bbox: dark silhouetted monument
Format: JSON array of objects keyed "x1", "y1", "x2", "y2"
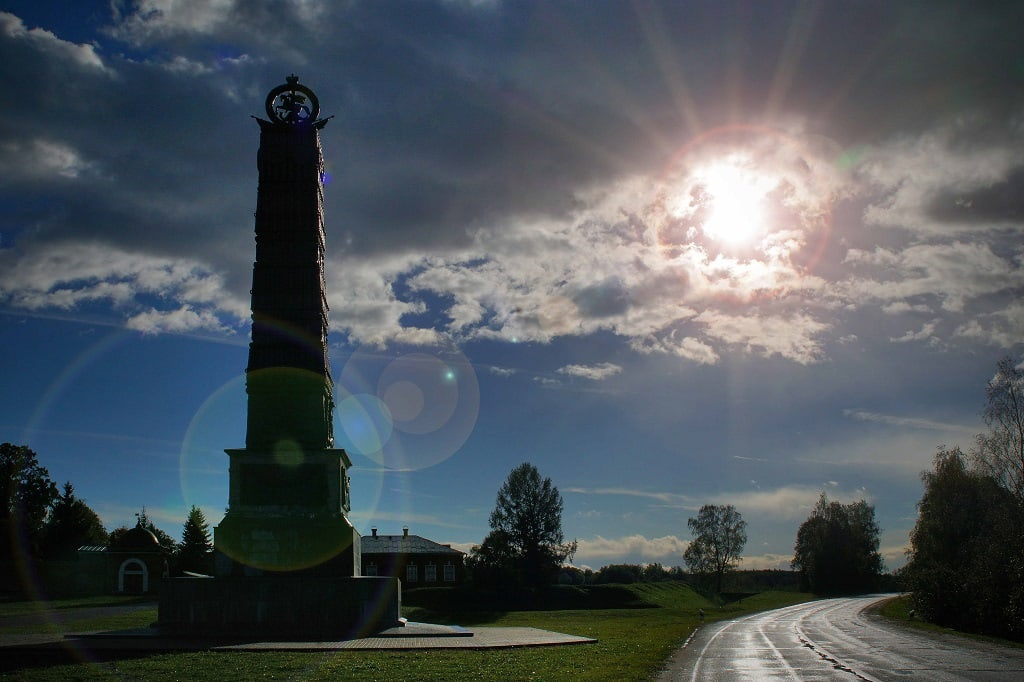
[{"x1": 159, "y1": 76, "x2": 401, "y2": 637}]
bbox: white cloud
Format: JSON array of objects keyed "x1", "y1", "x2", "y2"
[
  {"x1": 391, "y1": 129, "x2": 843, "y2": 361},
  {"x1": 125, "y1": 305, "x2": 231, "y2": 335},
  {"x1": 0, "y1": 11, "x2": 109, "y2": 72},
  {"x1": 738, "y1": 553, "x2": 794, "y2": 570},
  {"x1": 842, "y1": 242, "x2": 1024, "y2": 313},
  {"x1": 0, "y1": 241, "x2": 246, "y2": 330},
  {"x1": 858, "y1": 116, "x2": 1023, "y2": 235},
  {"x1": 695, "y1": 309, "x2": 830, "y2": 364},
  {"x1": 890, "y1": 320, "x2": 940, "y2": 344},
  {"x1": 843, "y1": 409, "x2": 973, "y2": 433},
  {"x1": 0, "y1": 138, "x2": 95, "y2": 182},
  {"x1": 575, "y1": 534, "x2": 689, "y2": 563},
  {"x1": 108, "y1": 0, "x2": 237, "y2": 42},
  {"x1": 705, "y1": 484, "x2": 874, "y2": 521},
  {"x1": 564, "y1": 487, "x2": 692, "y2": 508},
  {"x1": 557, "y1": 362, "x2": 622, "y2": 381},
  {"x1": 954, "y1": 302, "x2": 1024, "y2": 347}
]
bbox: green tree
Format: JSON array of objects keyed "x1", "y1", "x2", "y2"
[
  {"x1": 41, "y1": 482, "x2": 107, "y2": 559},
  {"x1": 177, "y1": 505, "x2": 213, "y2": 574},
  {"x1": 683, "y1": 504, "x2": 747, "y2": 593},
  {"x1": 475, "y1": 462, "x2": 576, "y2": 589},
  {"x1": 905, "y1": 446, "x2": 1022, "y2": 639},
  {"x1": 791, "y1": 492, "x2": 882, "y2": 594},
  {"x1": 594, "y1": 563, "x2": 644, "y2": 584},
  {"x1": 973, "y1": 356, "x2": 1024, "y2": 501},
  {"x1": 466, "y1": 529, "x2": 516, "y2": 587},
  {"x1": 0, "y1": 443, "x2": 58, "y2": 560}
]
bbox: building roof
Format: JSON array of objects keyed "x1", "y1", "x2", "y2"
[
  {"x1": 360, "y1": 532, "x2": 464, "y2": 557},
  {"x1": 112, "y1": 523, "x2": 162, "y2": 551}
]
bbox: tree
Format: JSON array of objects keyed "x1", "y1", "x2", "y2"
[
  {"x1": 791, "y1": 492, "x2": 882, "y2": 594},
  {"x1": 473, "y1": 462, "x2": 576, "y2": 589},
  {"x1": 683, "y1": 504, "x2": 747, "y2": 593},
  {"x1": 41, "y1": 482, "x2": 107, "y2": 559},
  {"x1": 466, "y1": 529, "x2": 516, "y2": 587},
  {"x1": 973, "y1": 356, "x2": 1024, "y2": 502},
  {"x1": 0, "y1": 443, "x2": 58, "y2": 560},
  {"x1": 177, "y1": 505, "x2": 213, "y2": 574},
  {"x1": 594, "y1": 563, "x2": 644, "y2": 584},
  {"x1": 905, "y1": 446, "x2": 1023, "y2": 639}
]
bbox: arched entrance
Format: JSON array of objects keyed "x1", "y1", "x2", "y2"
[{"x1": 118, "y1": 558, "x2": 148, "y2": 594}]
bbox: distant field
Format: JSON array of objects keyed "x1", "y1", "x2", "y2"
[{"x1": 0, "y1": 585, "x2": 814, "y2": 681}]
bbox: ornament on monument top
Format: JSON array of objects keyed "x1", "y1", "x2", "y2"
[{"x1": 265, "y1": 74, "x2": 321, "y2": 126}]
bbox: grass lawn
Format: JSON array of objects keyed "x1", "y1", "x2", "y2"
[{"x1": 0, "y1": 585, "x2": 813, "y2": 681}]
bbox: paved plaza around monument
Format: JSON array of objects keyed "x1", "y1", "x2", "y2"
[{"x1": 2, "y1": 622, "x2": 595, "y2": 654}]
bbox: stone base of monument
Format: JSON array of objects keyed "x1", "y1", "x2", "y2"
[
  {"x1": 157, "y1": 575, "x2": 402, "y2": 639},
  {"x1": 212, "y1": 511, "x2": 361, "y2": 576}
]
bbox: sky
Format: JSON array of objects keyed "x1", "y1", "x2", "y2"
[{"x1": 1, "y1": 0, "x2": 1022, "y2": 573}]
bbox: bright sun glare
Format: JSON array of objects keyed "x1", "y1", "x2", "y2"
[{"x1": 698, "y1": 160, "x2": 776, "y2": 246}]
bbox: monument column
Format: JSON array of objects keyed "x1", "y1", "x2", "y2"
[
  {"x1": 214, "y1": 75, "x2": 358, "y2": 576},
  {"x1": 159, "y1": 77, "x2": 400, "y2": 638}
]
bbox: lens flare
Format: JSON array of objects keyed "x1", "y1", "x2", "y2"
[{"x1": 337, "y1": 346, "x2": 480, "y2": 471}]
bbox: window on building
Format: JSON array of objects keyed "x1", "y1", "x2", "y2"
[
  {"x1": 366, "y1": 562, "x2": 377, "y2": 576},
  {"x1": 425, "y1": 563, "x2": 437, "y2": 582},
  {"x1": 406, "y1": 564, "x2": 418, "y2": 583},
  {"x1": 444, "y1": 562, "x2": 456, "y2": 582}
]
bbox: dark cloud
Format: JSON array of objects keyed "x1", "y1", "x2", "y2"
[
  {"x1": 929, "y1": 166, "x2": 1024, "y2": 225},
  {"x1": 2, "y1": 1, "x2": 1023, "y2": 348}
]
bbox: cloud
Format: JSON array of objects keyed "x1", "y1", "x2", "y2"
[
  {"x1": 0, "y1": 1, "x2": 1021, "y2": 372},
  {"x1": 0, "y1": 11, "x2": 109, "y2": 72},
  {"x1": 695, "y1": 309, "x2": 830, "y2": 364},
  {"x1": 575, "y1": 534, "x2": 689, "y2": 563},
  {"x1": 0, "y1": 138, "x2": 95, "y2": 183},
  {"x1": 0, "y1": 241, "x2": 247, "y2": 330},
  {"x1": 843, "y1": 409, "x2": 974, "y2": 433},
  {"x1": 125, "y1": 306, "x2": 232, "y2": 335},
  {"x1": 858, "y1": 116, "x2": 1024, "y2": 236},
  {"x1": 564, "y1": 487, "x2": 692, "y2": 508},
  {"x1": 557, "y1": 362, "x2": 623, "y2": 381},
  {"x1": 706, "y1": 485, "x2": 871, "y2": 521},
  {"x1": 842, "y1": 242, "x2": 1024, "y2": 313},
  {"x1": 737, "y1": 553, "x2": 794, "y2": 571}
]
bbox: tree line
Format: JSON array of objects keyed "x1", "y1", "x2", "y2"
[
  {"x1": 1, "y1": 442, "x2": 215, "y2": 592},
  {"x1": 466, "y1": 461, "x2": 883, "y2": 598},
  {"x1": 9, "y1": 356, "x2": 1018, "y2": 637}
]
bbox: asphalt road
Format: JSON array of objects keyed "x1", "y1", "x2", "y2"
[{"x1": 656, "y1": 595, "x2": 1024, "y2": 681}]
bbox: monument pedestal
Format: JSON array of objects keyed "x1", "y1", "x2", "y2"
[
  {"x1": 158, "y1": 575, "x2": 402, "y2": 638},
  {"x1": 214, "y1": 509, "x2": 360, "y2": 576}
]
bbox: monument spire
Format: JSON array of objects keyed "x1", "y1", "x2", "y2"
[
  {"x1": 215, "y1": 75, "x2": 356, "y2": 574},
  {"x1": 159, "y1": 77, "x2": 401, "y2": 638}
]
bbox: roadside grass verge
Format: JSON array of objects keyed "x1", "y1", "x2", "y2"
[
  {"x1": 0, "y1": 585, "x2": 813, "y2": 681},
  {"x1": 877, "y1": 594, "x2": 1024, "y2": 650}
]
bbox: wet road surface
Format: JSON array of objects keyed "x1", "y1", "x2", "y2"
[{"x1": 657, "y1": 595, "x2": 1024, "y2": 680}]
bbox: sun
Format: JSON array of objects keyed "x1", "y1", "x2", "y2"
[{"x1": 697, "y1": 158, "x2": 776, "y2": 246}]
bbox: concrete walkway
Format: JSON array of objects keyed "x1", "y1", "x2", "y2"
[
  {"x1": 1, "y1": 622, "x2": 596, "y2": 653},
  {"x1": 72, "y1": 622, "x2": 596, "y2": 651}
]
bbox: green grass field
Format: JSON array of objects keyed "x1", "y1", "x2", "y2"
[{"x1": 0, "y1": 585, "x2": 813, "y2": 681}]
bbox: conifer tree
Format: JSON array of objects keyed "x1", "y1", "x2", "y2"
[
  {"x1": 178, "y1": 505, "x2": 213, "y2": 574},
  {"x1": 42, "y1": 482, "x2": 107, "y2": 559}
]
